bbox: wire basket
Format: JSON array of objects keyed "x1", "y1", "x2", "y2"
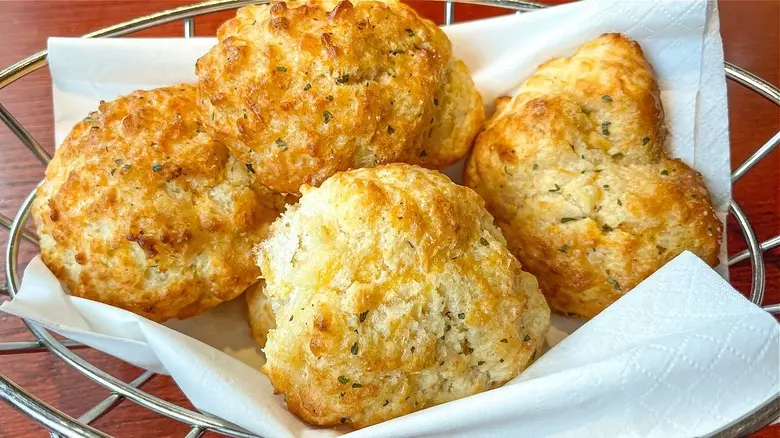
[{"x1": 0, "y1": 1, "x2": 777, "y2": 437}]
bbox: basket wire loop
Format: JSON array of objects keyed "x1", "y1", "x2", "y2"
[{"x1": 0, "y1": 1, "x2": 778, "y2": 437}]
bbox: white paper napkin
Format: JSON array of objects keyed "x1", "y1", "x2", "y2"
[{"x1": 2, "y1": 1, "x2": 767, "y2": 437}]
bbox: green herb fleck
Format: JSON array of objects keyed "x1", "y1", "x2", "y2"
[
  {"x1": 500, "y1": 338, "x2": 508, "y2": 343},
  {"x1": 323, "y1": 111, "x2": 333, "y2": 124},
  {"x1": 110, "y1": 168, "x2": 116, "y2": 176},
  {"x1": 559, "y1": 244, "x2": 569, "y2": 253},
  {"x1": 351, "y1": 342, "x2": 359, "y2": 355},
  {"x1": 152, "y1": 164, "x2": 163, "y2": 172},
  {"x1": 336, "y1": 74, "x2": 350, "y2": 84},
  {"x1": 478, "y1": 361, "x2": 485, "y2": 365},
  {"x1": 661, "y1": 169, "x2": 669, "y2": 176},
  {"x1": 560, "y1": 217, "x2": 581, "y2": 224},
  {"x1": 383, "y1": 400, "x2": 390, "y2": 406},
  {"x1": 642, "y1": 136, "x2": 650, "y2": 145},
  {"x1": 439, "y1": 361, "x2": 445, "y2": 366},
  {"x1": 479, "y1": 237, "x2": 489, "y2": 246},
  {"x1": 275, "y1": 138, "x2": 287, "y2": 151},
  {"x1": 83, "y1": 116, "x2": 94, "y2": 123},
  {"x1": 504, "y1": 165, "x2": 513, "y2": 176},
  {"x1": 326, "y1": 95, "x2": 334, "y2": 101},
  {"x1": 352, "y1": 383, "x2": 363, "y2": 388},
  {"x1": 410, "y1": 346, "x2": 415, "y2": 353},
  {"x1": 418, "y1": 149, "x2": 428, "y2": 157},
  {"x1": 603, "y1": 184, "x2": 610, "y2": 190},
  {"x1": 601, "y1": 224, "x2": 613, "y2": 232},
  {"x1": 549, "y1": 184, "x2": 561, "y2": 192},
  {"x1": 340, "y1": 418, "x2": 346, "y2": 424},
  {"x1": 532, "y1": 163, "x2": 539, "y2": 171},
  {"x1": 523, "y1": 335, "x2": 531, "y2": 342},
  {"x1": 433, "y1": 98, "x2": 439, "y2": 106},
  {"x1": 499, "y1": 358, "x2": 504, "y2": 363},
  {"x1": 276, "y1": 66, "x2": 287, "y2": 72},
  {"x1": 617, "y1": 199, "x2": 622, "y2": 206},
  {"x1": 246, "y1": 163, "x2": 255, "y2": 174},
  {"x1": 387, "y1": 125, "x2": 395, "y2": 134},
  {"x1": 338, "y1": 375, "x2": 349, "y2": 384},
  {"x1": 445, "y1": 324, "x2": 451, "y2": 332},
  {"x1": 407, "y1": 240, "x2": 414, "y2": 248},
  {"x1": 458, "y1": 312, "x2": 466, "y2": 320},
  {"x1": 211, "y1": 112, "x2": 215, "y2": 121},
  {"x1": 602, "y1": 121, "x2": 611, "y2": 136},
  {"x1": 289, "y1": 315, "x2": 293, "y2": 322},
  {"x1": 114, "y1": 158, "x2": 123, "y2": 165},
  {"x1": 123, "y1": 164, "x2": 131, "y2": 170},
  {"x1": 656, "y1": 245, "x2": 667, "y2": 254},
  {"x1": 405, "y1": 28, "x2": 414, "y2": 37},
  {"x1": 304, "y1": 83, "x2": 311, "y2": 91},
  {"x1": 467, "y1": 347, "x2": 474, "y2": 354},
  {"x1": 601, "y1": 95, "x2": 613, "y2": 103},
  {"x1": 607, "y1": 277, "x2": 622, "y2": 291},
  {"x1": 359, "y1": 311, "x2": 368, "y2": 322},
  {"x1": 611, "y1": 152, "x2": 624, "y2": 160}
]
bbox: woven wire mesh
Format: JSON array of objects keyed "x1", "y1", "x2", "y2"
[{"x1": 0, "y1": 1, "x2": 778, "y2": 437}]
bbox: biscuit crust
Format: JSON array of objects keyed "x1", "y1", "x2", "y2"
[
  {"x1": 32, "y1": 85, "x2": 290, "y2": 321},
  {"x1": 465, "y1": 34, "x2": 721, "y2": 319},
  {"x1": 256, "y1": 164, "x2": 549, "y2": 428},
  {"x1": 196, "y1": 0, "x2": 483, "y2": 194}
]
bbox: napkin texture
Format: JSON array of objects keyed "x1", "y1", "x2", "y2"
[{"x1": 2, "y1": 1, "x2": 763, "y2": 437}]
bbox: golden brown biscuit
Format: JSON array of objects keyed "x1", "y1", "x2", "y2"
[
  {"x1": 196, "y1": 0, "x2": 483, "y2": 194},
  {"x1": 464, "y1": 34, "x2": 721, "y2": 319},
  {"x1": 257, "y1": 164, "x2": 550, "y2": 428},
  {"x1": 32, "y1": 85, "x2": 291, "y2": 322}
]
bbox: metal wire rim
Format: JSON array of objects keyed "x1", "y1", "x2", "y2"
[{"x1": 0, "y1": 1, "x2": 778, "y2": 437}]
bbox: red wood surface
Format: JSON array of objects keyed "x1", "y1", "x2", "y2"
[{"x1": 0, "y1": 1, "x2": 777, "y2": 437}]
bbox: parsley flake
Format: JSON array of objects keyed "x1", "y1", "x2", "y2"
[
  {"x1": 246, "y1": 163, "x2": 255, "y2": 174},
  {"x1": 523, "y1": 335, "x2": 531, "y2": 342},
  {"x1": 601, "y1": 224, "x2": 613, "y2": 232},
  {"x1": 532, "y1": 163, "x2": 539, "y2": 170},
  {"x1": 500, "y1": 338, "x2": 508, "y2": 343},
  {"x1": 304, "y1": 83, "x2": 311, "y2": 91},
  {"x1": 326, "y1": 95, "x2": 334, "y2": 101},
  {"x1": 336, "y1": 74, "x2": 350, "y2": 84},
  {"x1": 359, "y1": 311, "x2": 368, "y2": 322},
  {"x1": 478, "y1": 361, "x2": 485, "y2": 365},
  {"x1": 611, "y1": 152, "x2": 624, "y2": 160},
  {"x1": 114, "y1": 158, "x2": 123, "y2": 165},
  {"x1": 601, "y1": 95, "x2": 613, "y2": 103},
  {"x1": 479, "y1": 237, "x2": 489, "y2": 246},
  {"x1": 419, "y1": 149, "x2": 427, "y2": 157},
  {"x1": 152, "y1": 164, "x2": 163, "y2": 172},
  {"x1": 560, "y1": 217, "x2": 581, "y2": 224},
  {"x1": 549, "y1": 184, "x2": 561, "y2": 192},
  {"x1": 433, "y1": 98, "x2": 439, "y2": 106},
  {"x1": 276, "y1": 66, "x2": 287, "y2": 72},
  {"x1": 351, "y1": 342, "x2": 358, "y2": 355},
  {"x1": 607, "y1": 277, "x2": 622, "y2": 291},
  {"x1": 352, "y1": 383, "x2": 363, "y2": 388},
  {"x1": 340, "y1": 418, "x2": 346, "y2": 424},
  {"x1": 338, "y1": 375, "x2": 349, "y2": 384},
  {"x1": 642, "y1": 136, "x2": 650, "y2": 145},
  {"x1": 405, "y1": 28, "x2": 414, "y2": 37},
  {"x1": 602, "y1": 121, "x2": 611, "y2": 136},
  {"x1": 617, "y1": 199, "x2": 623, "y2": 206},
  {"x1": 275, "y1": 138, "x2": 287, "y2": 151},
  {"x1": 323, "y1": 111, "x2": 333, "y2": 124},
  {"x1": 559, "y1": 244, "x2": 569, "y2": 253},
  {"x1": 661, "y1": 170, "x2": 669, "y2": 176},
  {"x1": 387, "y1": 125, "x2": 395, "y2": 134},
  {"x1": 457, "y1": 312, "x2": 465, "y2": 320}
]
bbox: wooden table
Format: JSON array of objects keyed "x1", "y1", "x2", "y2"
[{"x1": 0, "y1": 1, "x2": 777, "y2": 436}]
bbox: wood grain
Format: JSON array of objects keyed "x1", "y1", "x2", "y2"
[{"x1": 0, "y1": 1, "x2": 777, "y2": 437}]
